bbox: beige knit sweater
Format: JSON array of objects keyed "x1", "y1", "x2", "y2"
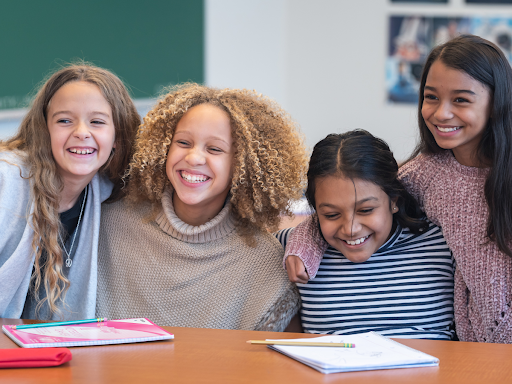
[{"x1": 96, "y1": 190, "x2": 299, "y2": 331}]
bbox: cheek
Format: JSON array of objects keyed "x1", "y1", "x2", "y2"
[
  {"x1": 110, "y1": 130, "x2": 116, "y2": 148},
  {"x1": 165, "y1": 147, "x2": 185, "y2": 183},
  {"x1": 421, "y1": 105, "x2": 432, "y2": 122},
  {"x1": 218, "y1": 156, "x2": 234, "y2": 186},
  {"x1": 474, "y1": 111, "x2": 489, "y2": 132},
  {"x1": 317, "y1": 219, "x2": 335, "y2": 240},
  {"x1": 165, "y1": 154, "x2": 176, "y2": 182},
  {"x1": 376, "y1": 213, "x2": 394, "y2": 240},
  {"x1": 48, "y1": 130, "x2": 65, "y2": 153}
]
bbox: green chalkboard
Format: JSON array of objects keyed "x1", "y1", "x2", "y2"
[{"x1": 0, "y1": 0, "x2": 203, "y2": 110}]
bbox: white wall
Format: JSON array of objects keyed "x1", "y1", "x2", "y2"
[
  {"x1": 205, "y1": 0, "x2": 287, "y2": 105},
  {"x1": 206, "y1": 0, "x2": 512, "y2": 161}
]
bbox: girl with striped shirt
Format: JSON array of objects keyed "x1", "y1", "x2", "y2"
[{"x1": 278, "y1": 130, "x2": 454, "y2": 339}]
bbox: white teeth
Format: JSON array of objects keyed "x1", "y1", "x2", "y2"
[
  {"x1": 436, "y1": 126, "x2": 461, "y2": 133},
  {"x1": 69, "y1": 148, "x2": 94, "y2": 154},
  {"x1": 181, "y1": 171, "x2": 208, "y2": 183},
  {"x1": 345, "y1": 235, "x2": 369, "y2": 246}
]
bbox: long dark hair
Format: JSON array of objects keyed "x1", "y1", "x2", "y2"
[
  {"x1": 411, "y1": 34, "x2": 512, "y2": 257},
  {"x1": 306, "y1": 130, "x2": 428, "y2": 234}
]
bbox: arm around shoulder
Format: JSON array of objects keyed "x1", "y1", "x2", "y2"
[
  {"x1": 284, "y1": 214, "x2": 328, "y2": 280},
  {"x1": 398, "y1": 154, "x2": 434, "y2": 210}
]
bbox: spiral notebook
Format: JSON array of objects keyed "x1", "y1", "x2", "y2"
[
  {"x1": 2, "y1": 318, "x2": 174, "y2": 348},
  {"x1": 267, "y1": 332, "x2": 439, "y2": 374}
]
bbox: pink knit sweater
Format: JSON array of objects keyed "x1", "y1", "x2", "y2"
[{"x1": 285, "y1": 151, "x2": 512, "y2": 343}]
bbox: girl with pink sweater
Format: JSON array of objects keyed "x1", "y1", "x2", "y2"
[{"x1": 286, "y1": 35, "x2": 512, "y2": 343}]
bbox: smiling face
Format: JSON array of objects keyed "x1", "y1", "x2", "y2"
[
  {"x1": 315, "y1": 175, "x2": 397, "y2": 263},
  {"x1": 47, "y1": 81, "x2": 115, "y2": 184},
  {"x1": 422, "y1": 60, "x2": 492, "y2": 167},
  {"x1": 166, "y1": 103, "x2": 234, "y2": 226}
]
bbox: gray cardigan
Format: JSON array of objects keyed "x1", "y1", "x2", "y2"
[{"x1": 0, "y1": 151, "x2": 113, "y2": 320}]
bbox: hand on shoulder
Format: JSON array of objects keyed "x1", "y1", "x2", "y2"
[{"x1": 285, "y1": 255, "x2": 309, "y2": 284}]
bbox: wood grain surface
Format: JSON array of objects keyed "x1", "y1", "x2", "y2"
[{"x1": 1, "y1": 318, "x2": 512, "y2": 383}]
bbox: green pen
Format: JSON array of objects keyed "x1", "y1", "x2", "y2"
[{"x1": 13, "y1": 318, "x2": 108, "y2": 330}]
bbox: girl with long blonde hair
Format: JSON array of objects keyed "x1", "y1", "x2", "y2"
[{"x1": 0, "y1": 64, "x2": 140, "y2": 320}]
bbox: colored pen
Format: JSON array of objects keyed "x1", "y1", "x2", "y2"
[
  {"x1": 13, "y1": 318, "x2": 108, "y2": 330},
  {"x1": 247, "y1": 340, "x2": 355, "y2": 348}
]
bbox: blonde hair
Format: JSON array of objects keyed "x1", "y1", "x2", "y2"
[
  {"x1": 128, "y1": 83, "x2": 308, "y2": 237},
  {"x1": 0, "y1": 63, "x2": 140, "y2": 316}
]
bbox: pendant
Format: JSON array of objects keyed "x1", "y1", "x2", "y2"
[{"x1": 66, "y1": 258, "x2": 73, "y2": 268}]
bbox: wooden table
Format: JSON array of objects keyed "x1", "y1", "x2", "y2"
[{"x1": 1, "y1": 318, "x2": 512, "y2": 383}]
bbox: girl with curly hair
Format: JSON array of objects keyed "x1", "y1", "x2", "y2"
[
  {"x1": 0, "y1": 64, "x2": 140, "y2": 320},
  {"x1": 96, "y1": 83, "x2": 309, "y2": 331}
]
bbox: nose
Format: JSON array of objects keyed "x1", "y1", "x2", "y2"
[
  {"x1": 185, "y1": 147, "x2": 206, "y2": 166},
  {"x1": 433, "y1": 101, "x2": 454, "y2": 121},
  {"x1": 337, "y1": 214, "x2": 362, "y2": 238},
  {"x1": 73, "y1": 121, "x2": 91, "y2": 140}
]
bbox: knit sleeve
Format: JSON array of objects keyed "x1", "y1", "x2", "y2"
[
  {"x1": 398, "y1": 155, "x2": 432, "y2": 211},
  {"x1": 254, "y1": 283, "x2": 301, "y2": 332},
  {"x1": 283, "y1": 214, "x2": 328, "y2": 279},
  {"x1": 453, "y1": 267, "x2": 477, "y2": 342}
]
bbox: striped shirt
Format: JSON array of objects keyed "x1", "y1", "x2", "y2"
[{"x1": 276, "y1": 222, "x2": 454, "y2": 339}]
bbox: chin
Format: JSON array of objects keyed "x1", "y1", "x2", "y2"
[{"x1": 347, "y1": 256, "x2": 372, "y2": 263}]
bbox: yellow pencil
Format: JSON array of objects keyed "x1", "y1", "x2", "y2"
[{"x1": 247, "y1": 340, "x2": 355, "y2": 348}]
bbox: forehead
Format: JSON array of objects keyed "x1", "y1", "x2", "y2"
[
  {"x1": 48, "y1": 81, "x2": 110, "y2": 112},
  {"x1": 173, "y1": 104, "x2": 233, "y2": 147},
  {"x1": 176, "y1": 104, "x2": 230, "y2": 131},
  {"x1": 315, "y1": 176, "x2": 388, "y2": 205},
  {"x1": 426, "y1": 60, "x2": 488, "y2": 92}
]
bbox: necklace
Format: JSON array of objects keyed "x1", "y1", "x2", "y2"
[{"x1": 59, "y1": 185, "x2": 88, "y2": 268}]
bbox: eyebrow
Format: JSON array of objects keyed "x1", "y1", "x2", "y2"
[
  {"x1": 356, "y1": 197, "x2": 378, "y2": 204},
  {"x1": 51, "y1": 110, "x2": 111, "y2": 119},
  {"x1": 318, "y1": 197, "x2": 378, "y2": 209},
  {"x1": 174, "y1": 131, "x2": 230, "y2": 146},
  {"x1": 424, "y1": 85, "x2": 476, "y2": 96}
]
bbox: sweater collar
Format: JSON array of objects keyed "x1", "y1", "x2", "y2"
[{"x1": 155, "y1": 188, "x2": 236, "y2": 243}]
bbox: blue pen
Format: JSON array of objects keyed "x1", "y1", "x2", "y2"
[{"x1": 13, "y1": 318, "x2": 107, "y2": 330}]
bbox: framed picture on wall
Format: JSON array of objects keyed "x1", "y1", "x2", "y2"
[
  {"x1": 391, "y1": 0, "x2": 448, "y2": 3},
  {"x1": 386, "y1": 16, "x2": 469, "y2": 103},
  {"x1": 386, "y1": 15, "x2": 512, "y2": 103},
  {"x1": 466, "y1": 0, "x2": 512, "y2": 3}
]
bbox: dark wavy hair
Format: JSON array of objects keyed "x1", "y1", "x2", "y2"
[
  {"x1": 306, "y1": 130, "x2": 428, "y2": 234},
  {"x1": 410, "y1": 34, "x2": 512, "y2": 257}
]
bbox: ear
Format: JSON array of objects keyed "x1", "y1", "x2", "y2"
[{"x1": 391, "y1": 197, "x2": 398, "y2": 214}]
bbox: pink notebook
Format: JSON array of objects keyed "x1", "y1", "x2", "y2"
[{"x1": 2, "y1": 318, "x2": 174, "y2": 348}]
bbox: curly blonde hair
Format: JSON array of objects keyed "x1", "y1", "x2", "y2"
[
  {"x1": 128, "y1": 83, "x2": 308, "y2": 235},
  {"x1": 0, "y1": 63, "x2": 140, "y2": 316}
]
